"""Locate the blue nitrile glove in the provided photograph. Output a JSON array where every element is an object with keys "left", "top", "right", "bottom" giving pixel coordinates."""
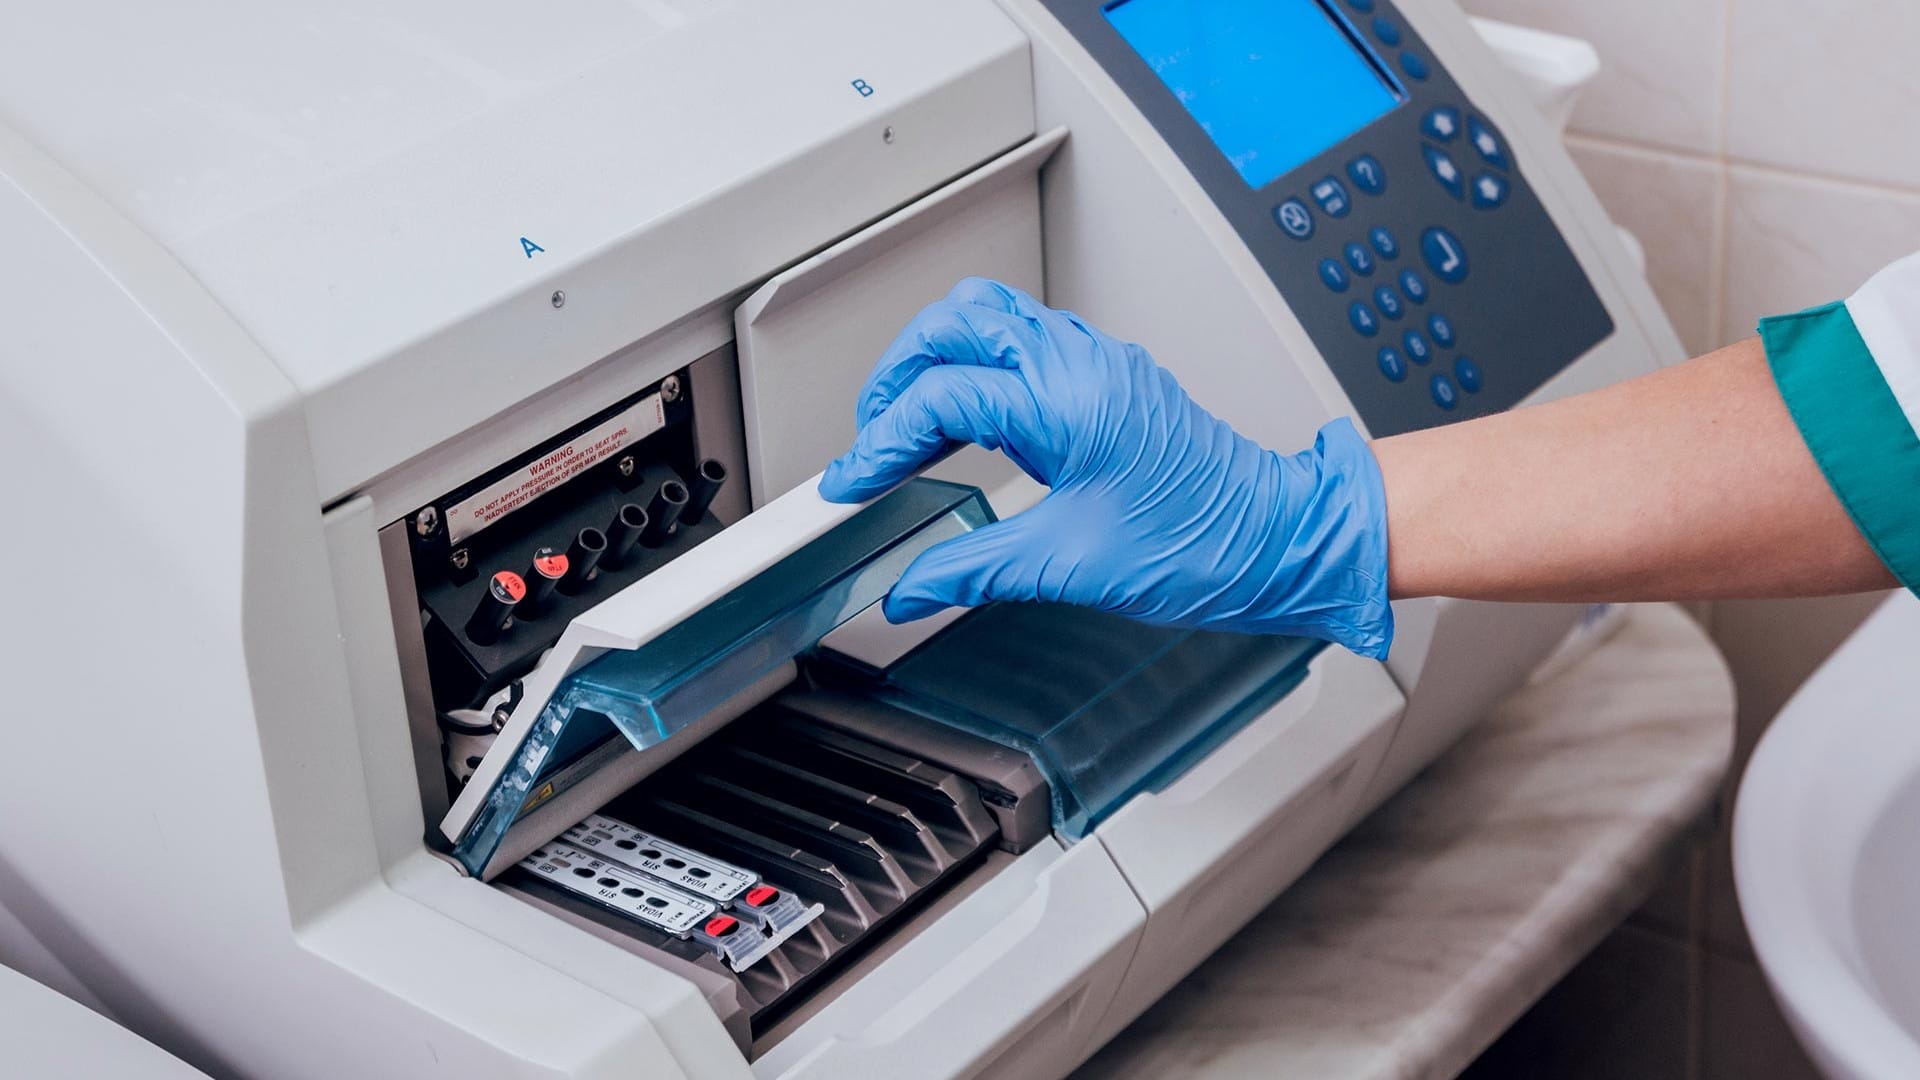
[{"left": 818, "top": 278, "right": 1393, "bottom": 659}]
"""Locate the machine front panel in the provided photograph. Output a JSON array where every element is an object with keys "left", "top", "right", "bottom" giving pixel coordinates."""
[{"left": 1041, "top": 0, "right": 1614, "bottom": 436}]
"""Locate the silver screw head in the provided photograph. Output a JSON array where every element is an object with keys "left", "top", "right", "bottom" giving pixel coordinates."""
[
  {"left": 660, "top": 375, "right": 683, "bottom": 403},
  {"left": 617, "top": 455, "right": 637, "bottom": 477},
  {"left": 883, "top": 126, "right": 895, "bottom": 144},
  {"left": 413, "top": 506, "right": 439, "bottom": 536},
  {"left": 449, "top": 548, "right": 471, "bottom": 571},
  {"left": 551, "top": 290, "right": 566, "bottom": 309}
]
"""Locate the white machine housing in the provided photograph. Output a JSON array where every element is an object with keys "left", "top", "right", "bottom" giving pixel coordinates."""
[{"left": 0, "top": 1, "right": 1682, "bottom": 1077}]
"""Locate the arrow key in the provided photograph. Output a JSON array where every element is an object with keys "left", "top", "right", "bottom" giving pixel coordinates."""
[
  {"left": 1422, "top": 106, "right": 1462, "bottom": 143},
  {"left": 1468, "top": 115, "right": 1510, "bottom": 170},
  {"left": 1423, "top": 145, "right": 1464, "bottom": 200},
  {"left": 1471, "top": 172, "right": 1510, "bottom": 210}
]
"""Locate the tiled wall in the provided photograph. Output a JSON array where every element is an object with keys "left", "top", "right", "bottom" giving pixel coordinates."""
[
  {"left": 1471, "top": 0, "right": 1920, "bottom": 354},
  {"left": 1456, "top": 1, "right": 1920, "bottom": 1077}
]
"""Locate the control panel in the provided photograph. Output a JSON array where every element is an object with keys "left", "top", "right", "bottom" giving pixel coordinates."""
[{"left": 1043, "top": 0, "right": 1614, "bottom": 436}]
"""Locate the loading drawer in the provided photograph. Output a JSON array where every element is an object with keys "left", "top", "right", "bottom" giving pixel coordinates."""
[
  {"left": 752, "top": 835, "right": 1144, "bottom": 1080},
  {"left": 1085, "top": 646, "right": 1406, "bottom": 1049}
]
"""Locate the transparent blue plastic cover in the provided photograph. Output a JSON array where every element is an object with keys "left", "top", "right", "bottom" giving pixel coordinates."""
[
  {"left": 873, "top": 603, "right": 1323, "bottom": 840},
  {"left": 451, "top": 479, "right": 996, "bottom": 874}
]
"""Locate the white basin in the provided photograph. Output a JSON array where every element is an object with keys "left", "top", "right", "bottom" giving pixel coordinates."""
[{"left": 1735, "top": 590, "right": 1920, "bottom": 1078}]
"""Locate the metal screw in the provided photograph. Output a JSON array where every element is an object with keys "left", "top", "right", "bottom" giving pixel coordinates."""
[
  {"left": 882, "top": 126, "right": 895, "bottom": 144},
  {"left": 413, "top": 506, "right": 440, "bottom": 537},
  {"left": 491, "top": 707, "right": 511, "bottom": 732},
  {"left": 617, "top": 455, "right": 637, "bottom": 477},
  {"left": 551, "top": 290, "right": 566, "bottom": 309},
  {"left": 660, "top": 375, "right": 683, "bottom": 403},
  {"left": 449, "top": 548, "right": 470, "bottom": 571}
]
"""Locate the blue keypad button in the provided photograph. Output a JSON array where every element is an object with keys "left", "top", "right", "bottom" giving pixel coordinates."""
[
  {"left": 1310, "top": 175, "right": 1352, "bottom": 217},
  {"left": 1431, "top": 373, "right": 1459, "bottom": 410},
  {"left": 1369, "top": 226, "right": 1399, "bottom": 259},
  {"left": 1374, "top": 285, "right": 1404, "bottom": 321},
  {"left": 1429, "top": 312, "right": 1457, "bottom": 347},
  {"left": 1273, "top": 198, "right": 1314, "bottom": 239},
  {"left": 1422, "top": 106, "right": 1462, "bottom": 142},
  {"left": 1420, "top": 226, "right": 1469, "bottom": 283},
  {"left": 1399, "top": 268, "right": 1429, "bottom": 304},
  {"left": 1347, "top": 154, "right": 1387, "bottom": 195},
  {"left": 1371, "top": 17, "right": 1402, "bottom": 45},
  {"left": 1349, "top": 301, "right": 1381, "bottom": 338},
  {"left": 1454, "top": 356, "right": 1483, "bottom": 393},
  {"left": 1345, "top": 241, "right": 1376, "bottom": 277},
  {"left": 1378, "top": 347, "right": 1408, "bottom": 383},
  {"left": 1400, "top": 51, "right": 1430, "bottom": 81},
  {"left": 1471, "top": 172, "right": 1510, "bottom": 210},
  {"left": 1423, "top": 145, "right": 1465, "bottom": 199},
  {"left": 1318, "top": 258, "right": 1350, "bottom": 293},
  {"left": 1403, "top": 329, "right": 1432, "bottom": 364},
  {"left": 1467, "top": 115, "right": 1510, "bottom": 170}
]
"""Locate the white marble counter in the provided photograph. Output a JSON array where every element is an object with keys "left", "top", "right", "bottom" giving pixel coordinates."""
[{"left": 1075, "top": 603, "right": 1735, "bottom": 1080}]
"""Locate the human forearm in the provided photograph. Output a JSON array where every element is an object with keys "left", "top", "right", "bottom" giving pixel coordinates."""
[
  {"left": 830, "top": 282, "right": 1896, "bottom": 659},
  {"left": 1374, "top": 337, "right": 1894, "bottom": 602}
]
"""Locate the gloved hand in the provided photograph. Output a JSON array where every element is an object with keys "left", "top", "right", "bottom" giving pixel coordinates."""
[{"left": 818, "top": 278, "right": 1394, "bottom": 659}]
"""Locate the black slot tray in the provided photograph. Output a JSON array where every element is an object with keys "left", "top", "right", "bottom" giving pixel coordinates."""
[{"left": 502, "top": 700, "right": 1007, "bottom": 1042}]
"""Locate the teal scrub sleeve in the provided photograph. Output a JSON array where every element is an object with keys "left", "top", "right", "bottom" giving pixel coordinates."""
[{"left": 1761, "top": 300, "right": 1920, "bottom": 592}]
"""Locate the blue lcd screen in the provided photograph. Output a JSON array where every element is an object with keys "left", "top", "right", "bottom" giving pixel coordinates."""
[{"left": 1107, "top": 0, "right": 1403, "bottom": 189}]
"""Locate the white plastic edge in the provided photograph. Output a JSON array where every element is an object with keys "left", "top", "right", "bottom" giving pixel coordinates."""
[
  {"left": 440, "top": 474, "right": 868, "bottom": 841},
  {"left": 735, "top": 127, "right": 1068, "bottom": 329},
  {"left": 1467, "top": 16, "right": 1602, "bottom": 136}
]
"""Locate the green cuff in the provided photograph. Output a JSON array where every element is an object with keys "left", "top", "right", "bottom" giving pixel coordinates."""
[{"left": 1761, "top": 300, "right": 1920, "bottom": 592}]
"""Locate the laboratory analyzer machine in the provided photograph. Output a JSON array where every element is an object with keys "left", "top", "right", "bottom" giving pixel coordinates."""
[{"left": 0, "top": 0, "right": 1682, "bottom": 1076}]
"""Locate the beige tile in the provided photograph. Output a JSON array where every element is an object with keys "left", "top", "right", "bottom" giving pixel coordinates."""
[
  {"left": 1631, "top": 844, "right": 1703, "bottom": 942},
  {"left": 1704, "top": 591, "right": 1890, "bottom": 958},
  {"left": 1460, "top": 0, "right": 1726, "bottom": 154},
  {"left": 1713, "top": 593, "right": 1891, "bottom": 772},
  {"left": 1568, "top": 138, "right": 1723, "bottom": 355},
  {"left": 1704, "top": 827, "right": 1751, "bottom": 961},
  {"left": 1460, "top": 924, "right": 1693, "bottom": 1080},
  {"left": 1702, "top": 952, "right": 1823, "bottom": 1080},
  {"left": 1685, "top": 600, "right": 1715, "bottom": 630},
  {"left": 1727, "top": 0, "right": 1920, "bottom": 191},
  {"left": 1721, "top": 167, "right": 1920, "bottom": 346}
]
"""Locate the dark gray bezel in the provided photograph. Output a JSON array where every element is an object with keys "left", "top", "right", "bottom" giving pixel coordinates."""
[{"left": 1045, "top": 0, "right": 1615, "bottom": 435}]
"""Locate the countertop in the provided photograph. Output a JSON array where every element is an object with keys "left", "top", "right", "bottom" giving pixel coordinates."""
[{"left": 1074, "top": 603, "right": 1736, "bottom": 1080}]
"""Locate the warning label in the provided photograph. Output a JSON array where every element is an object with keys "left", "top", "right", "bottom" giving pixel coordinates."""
[{"left": 444, "top": 393, "right": 666, "bottom": 544}]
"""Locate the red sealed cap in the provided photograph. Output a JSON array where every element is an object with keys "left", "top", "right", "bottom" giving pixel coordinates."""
[
  {"left": 703, "top": 915, "right": 738, "bottom": 938},
  {"left": 532, "top": 549, "right": 569, "bottom": 580},
  {"left": 744, "top": 885, "right": 779, "bottom": 908},
  {"left": 489, "top": 571, "right": 527, "bottom": 603}
]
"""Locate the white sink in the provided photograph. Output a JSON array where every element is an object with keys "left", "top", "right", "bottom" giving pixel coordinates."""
[{"left": 1735, "top": 590, "right": 1920, "bottom": 1078}]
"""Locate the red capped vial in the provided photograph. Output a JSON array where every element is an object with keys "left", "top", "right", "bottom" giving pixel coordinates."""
[
  {"left": 517, "top": 547, "right": 568, "bottom": 616},
  {"left": 465, "top": 570, "right": 526, "bottom": 645}
]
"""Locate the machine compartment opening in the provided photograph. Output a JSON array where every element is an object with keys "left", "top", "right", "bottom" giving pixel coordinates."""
[{"left": 499, "top": 693, "right": 1046, "bottom": 1048}]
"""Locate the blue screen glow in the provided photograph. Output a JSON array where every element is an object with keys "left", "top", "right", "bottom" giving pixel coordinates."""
[{"left": 1107, "top": 0, "right": 1403, "bottom": 189}]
